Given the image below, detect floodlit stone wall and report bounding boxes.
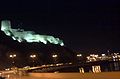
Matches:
[1,20,64,46]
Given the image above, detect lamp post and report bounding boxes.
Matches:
[52,54,58,64]
[77,54,82,57]
[9,54,16,66]
[30,54,36,67]
[76,54,82,63]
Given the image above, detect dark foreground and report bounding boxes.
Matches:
[1,72,120,79]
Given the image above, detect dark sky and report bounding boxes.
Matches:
[0,0,120,51]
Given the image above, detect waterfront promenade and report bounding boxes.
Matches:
[3,72,120,79]
[28,72,120,79]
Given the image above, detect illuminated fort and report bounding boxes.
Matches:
[1,20,64,46]
[0,20,76,68]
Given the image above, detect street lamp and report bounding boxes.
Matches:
[30,54,36,67]
[9,54,16,66]
[77,54,82,57]
[30,54,36,58]
[52,54,58,64]
[52,54,58,58]
[76,54,82,63]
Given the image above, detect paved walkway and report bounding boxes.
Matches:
[3,72,120,79]
[5,74,60,79]
[3,74,38,79]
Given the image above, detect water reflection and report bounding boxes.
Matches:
[92,61,120,72]
[92,65,101,73]
[80,61,120,73]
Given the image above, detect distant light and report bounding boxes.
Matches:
[77,54,82,57]
[50,64,54,66]
[30,54,36,58]
[102,54,106,56]
[10,55,13,57]
[5,68,10,71]
[87,56,90,59]
[13,54,16,57]
[94,55,98,57]
[9,54,16,58]
[113,59,116,61]
[69,62,72,64]
[112,56,115,59]
[52,54,58,58]
[90,54,94,57]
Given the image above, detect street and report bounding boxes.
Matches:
[1,74,39,79]
[1,72,120,79]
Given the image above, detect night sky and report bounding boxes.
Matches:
[0,0,120,52]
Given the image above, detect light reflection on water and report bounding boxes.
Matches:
[78,61,120,73]
[92,61,120,72]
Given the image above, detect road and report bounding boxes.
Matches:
[2,73,60,79]
[1,72,120,79]
[1,74,39,79]
[0,70,58,79]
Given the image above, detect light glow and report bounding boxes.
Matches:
[9,54,16,58]
[77,54,82,57]
[30,55,36,58]
[52,54,58,58]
